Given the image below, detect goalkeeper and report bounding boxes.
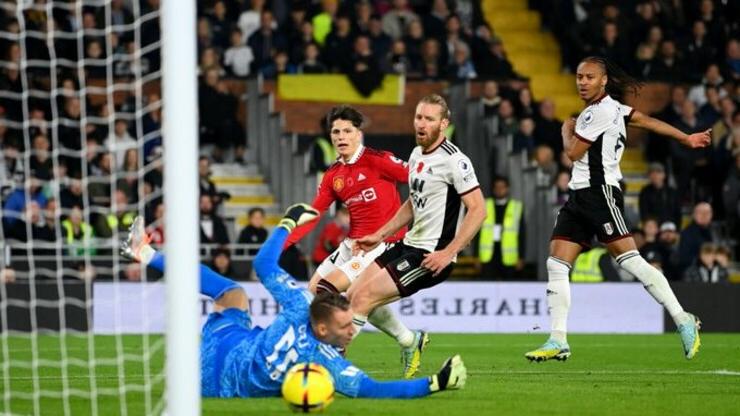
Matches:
[121,205,467,398]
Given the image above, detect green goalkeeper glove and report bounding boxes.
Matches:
[429,355,467,393]
[278,203,319,231]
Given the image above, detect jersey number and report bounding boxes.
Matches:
[614,134,626,160]
[265,327,299,380]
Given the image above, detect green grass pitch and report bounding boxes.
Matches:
[2,333,739,415]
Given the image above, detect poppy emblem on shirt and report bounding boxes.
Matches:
[416,161,425,173]
[333,176,344,191]
[350,262,361,270]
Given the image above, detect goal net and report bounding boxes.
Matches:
[0,1,199,414]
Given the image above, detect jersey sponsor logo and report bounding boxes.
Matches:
[411,178,425,193]
[333,176,345,192]
[358,173,366,181]
[603,222,614,236]
[416,161,425,173]
[396,260,411,271]
[361,187,377,202]
[412,193,428,209]
[457,159,471,173]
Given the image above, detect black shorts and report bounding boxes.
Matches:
[552,184,632,247]
[374,242,454,298]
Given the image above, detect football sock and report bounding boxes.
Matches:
[368,305,416,348]
[148,252,240,301]
[351,314,367,340]
[616,250,688,325]
[547,256,572,344]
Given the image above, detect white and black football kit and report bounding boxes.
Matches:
[552,94,635,246]
[375,139,480,296]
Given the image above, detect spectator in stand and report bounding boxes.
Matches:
[29,133,53,181]
[384,39,412,75]
[105,119,137,168]
[441,14,469,65]
[238,0,269,44]
[418,37,442,80]
[423,0,449,42]
[671,99,712,200]
[683,243,727,283]
[657,221,681,280]
[595,21,630,66]
[323,14,355,73]
[678,202,714,274]
[210,248,239,280]
[312,0,338,46]
[688,64,725,108]
[311,206,350,265]
[723,38,739,81]
[199,193,230,246]
[684,20,717,83]
[402,17,424,68]
[533,99,562,156]
[247,9,287,75]
[516,87,536,118]
[367,14,392,63]
[645,39,685,83]
[223,28,254,77]
[512,116,535,156]
[88,152,113,207]
[353,0,372,35]
[298,42,327,74]
[237,207,268,256]
[448,41,476,82]
[208,0,232,50]
[94,189,136,238]
[62,205,95,257]
[3,176,47,228]
[638,162,681,226]
[381,0,419,41]
[478,80,501,117]
[723,149,740,255]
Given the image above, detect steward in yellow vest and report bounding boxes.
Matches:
[571,247,607,282]
[478,177,525,279]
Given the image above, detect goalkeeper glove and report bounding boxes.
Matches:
[429,355,467,393]
[279,203,319,231]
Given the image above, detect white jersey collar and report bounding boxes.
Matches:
[340,144,365,165]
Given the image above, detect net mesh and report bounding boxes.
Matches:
[0,1,166,414]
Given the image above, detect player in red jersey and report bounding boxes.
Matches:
[285,106,428,378]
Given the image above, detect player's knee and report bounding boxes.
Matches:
[315,278,340,294]
[547,256,571,281]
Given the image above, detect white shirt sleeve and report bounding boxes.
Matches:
[448,153,479,194]
[574,105,611,142]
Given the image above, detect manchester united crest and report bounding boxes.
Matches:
[333,176,344,191]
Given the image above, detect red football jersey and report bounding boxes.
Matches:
[286,146,408,246]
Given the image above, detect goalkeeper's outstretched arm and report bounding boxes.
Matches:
[251,204,320,310]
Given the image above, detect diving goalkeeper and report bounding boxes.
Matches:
[121,205,466,398]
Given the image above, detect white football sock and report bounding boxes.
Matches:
[368,305,416,348]
[616,250,688,325]
[547,257,572,344]
[351,314,367,340]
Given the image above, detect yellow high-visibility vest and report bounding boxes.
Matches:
[478,198,522,266]
[572,248,607,282]
[106,212,136,231]
[315,137,337,168]
[61,219,94,256]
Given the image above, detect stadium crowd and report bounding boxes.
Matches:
[0,0,738,283]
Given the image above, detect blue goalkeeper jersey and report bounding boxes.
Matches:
[200,227,431,399]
